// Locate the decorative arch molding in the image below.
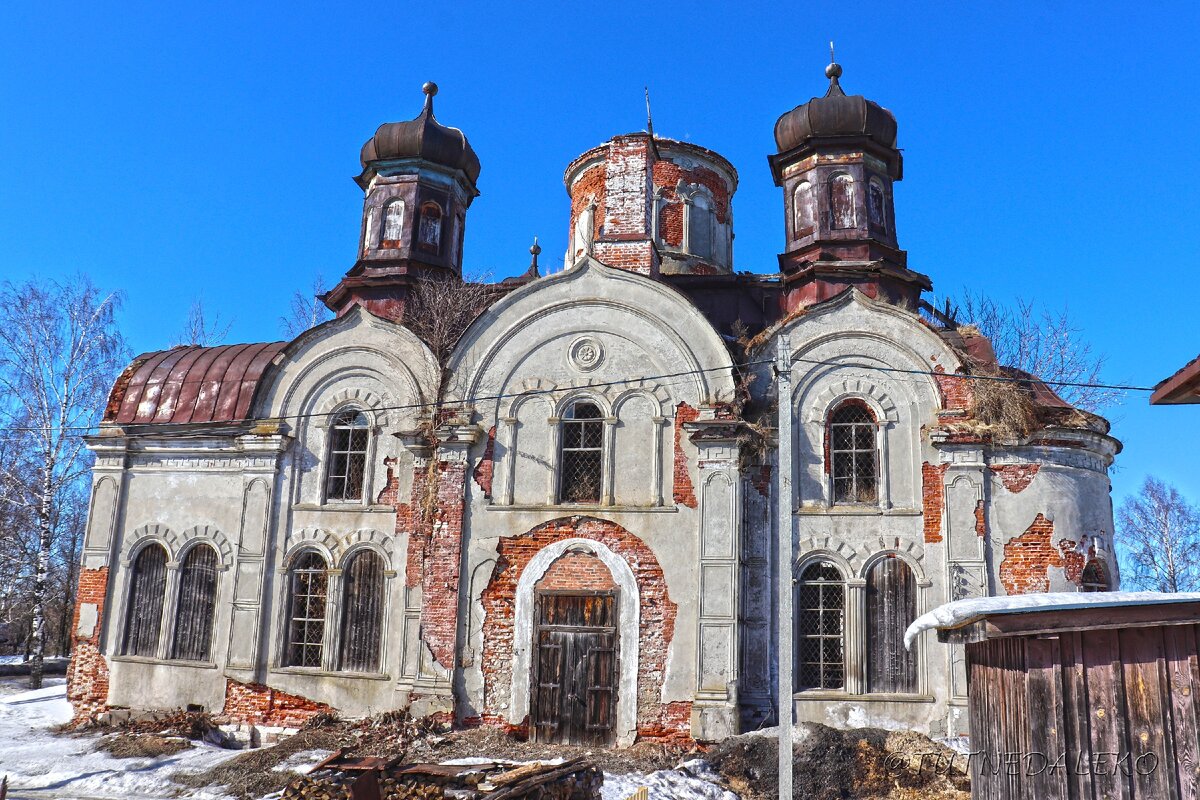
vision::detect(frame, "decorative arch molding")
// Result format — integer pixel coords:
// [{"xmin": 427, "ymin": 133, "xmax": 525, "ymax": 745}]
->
[
  {"xmin": 859, "ymin": 543, "xmax": 929, "ymax": 583},
  {"xmin": 284, "ymin": 527, "xmax": 339, "ymax": 566},
  {"xmin": 506, "ymin": 377, "xmax": 674, "ymax": 419},
  {"xmin": 797, "ymin": 537, "xmax": 865, "ymax": 574},
  {"xmin": 509, "ymin": 536, "xmax": 640, "ymax": 746},
  {"xmin": 613, "ymin": 383, "xmax": 673, "ymax": 416},
  {"xmin": 804, "ymin": 378, "xmax": 900, "ymax": 424},
  {"xmin": 316, "ymin": 388, "xmax": 392, "ymax": 428},
  {"xmin": 338, "ymin": 528, "xmax": 395, "ymax": 567},
  {"xmin": 178, "ymin": 525, "xmax": 234, "ymax": 567},
  {"xmin": 125, "ymin": 523, "xmax": 179, "ymax": 563}
]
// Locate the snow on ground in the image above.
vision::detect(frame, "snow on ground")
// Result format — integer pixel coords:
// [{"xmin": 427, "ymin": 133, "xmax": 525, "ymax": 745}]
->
[
  {"xmin": 270, "ymin": 749, "xmax": 337, "ymax": 773},
  {"xmin": 0, "ymin": 683, "xmax": 240, "ymax": 800},
  {"xmin": 601, "ymin": 759, "xmax": 737, "ymax": 800},
  {"xmin": 904, "ymin": 590, "xmax": 1200, "ymax": 650}
]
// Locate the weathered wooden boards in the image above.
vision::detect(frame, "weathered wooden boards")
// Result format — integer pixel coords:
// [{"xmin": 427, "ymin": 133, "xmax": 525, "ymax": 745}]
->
[{"xmin": 966, "ymin": 618, "xmax": 1200, "ymax": 800}]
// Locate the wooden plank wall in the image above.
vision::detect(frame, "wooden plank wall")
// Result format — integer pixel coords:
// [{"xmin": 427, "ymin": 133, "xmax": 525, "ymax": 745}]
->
[{"xmin": 967, "ymin": 623, "xmax": 1200, "ymax": 800}]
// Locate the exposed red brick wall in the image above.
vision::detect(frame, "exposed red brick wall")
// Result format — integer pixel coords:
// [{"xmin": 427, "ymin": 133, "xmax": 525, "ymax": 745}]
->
[
  {"xmin": 651, "ymin": 159, "xmax": 732, "ymax": 224},
  {"xmin": 567, "ymin": 163, "xmax": 606, "ymax": 261},
  {"xmin": 750, "ymin": 465, "xmax": 772, "ymax": 498},
  {"xmin": 658, "ymin": 201, "xmax": 683, "ymax": 247},
  {"xmin": 473, "ymin": 426, "xmax": 496, "ymax": 497},
  {"xmin": 66, "ymin": 566, "xmax": 111, "ymax": 725},
  {"xmin": 1059, "ymin": 539, "xmax": 1087, "ymax": 586},
  {"xmin": 990, "ymin": 464, "xmax": 1041, "ymax": 494},
  {"xmin": 673, "ymin": 403, "xmax": 699, "ymax": 508},
  {"xmin": 479, "ymin": 516, "xmax": 689, "ymax": 740},
  {"xmin": 218, "ymin": 678, "xmax": 330, "ymax": 728},
  {"xmin": 974, "ymin": 499, "xmax": 987, "ymax": 538},
  {"xmin": 999, "ymin": 514, "xmax": 1061, "ymax": 594},
  {"xmin": 535, "ymin": 552, "xmax": 617, "ymax": 592},
  {"xmin": 933, "ymin": 365, "xmax": 973, "ymax": 412},
  {"xmin": 922, "ymin": 462, "xmax": 949, "ymax": 543}
]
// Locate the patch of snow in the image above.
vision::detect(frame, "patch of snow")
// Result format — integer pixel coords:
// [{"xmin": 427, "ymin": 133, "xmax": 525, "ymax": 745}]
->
[
  {"xmin": 936, "ymin": 735, "xmax": 972, "ymax": 755},
  {"xmin": 0, "ymin": 683, "xmax": 240, "ymax": 799},
  {"xmin": 903, "ymin": 591, "xmax": 1200, "ymax": 650},
  {"xmin": 601, "ymin": 759, "xmax": 737, "ymax": 800},
  {"xmin": 0, "ymin": 655, "xmax": 28, "ymax": 664},
  {"xmin": 838, "ymin": 704, "xmax": 910, "ymax": 731},
  {"xmin": 738, "ymin": 722, "xmax": 811, "ymax": 743},
  {"xmin": 271, "ymin": 748, "xmax": 337, "ymax": 773}
]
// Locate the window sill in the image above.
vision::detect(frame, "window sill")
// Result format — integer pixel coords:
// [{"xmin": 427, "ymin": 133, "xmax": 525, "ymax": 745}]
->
[
  {"xmin": 486, "ymin": 504, "xmax": 679, "ymax": 513},
  {"xmin": 793, "ymin": 691, "xmax": 934, "ymax": 704},
  {"xmin": 795, "ymin": 506, "xmax": 921, "ymax": 517},
  {"xmin": 269, "ymin": 667, "xmax": 391, "ymax": 681},
  {"xmin": 110, "ymin": 655, "xmax": 218, "ymax": 669},
  {"xmin": 292, "ymin": 503, "xmax": 394, "ymax": 513}
]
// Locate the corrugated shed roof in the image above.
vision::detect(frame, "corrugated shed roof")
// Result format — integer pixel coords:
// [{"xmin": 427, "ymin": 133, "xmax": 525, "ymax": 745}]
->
[{"xmin": 103, "ymin": 342, "xmax": 287, "ymax": 425}]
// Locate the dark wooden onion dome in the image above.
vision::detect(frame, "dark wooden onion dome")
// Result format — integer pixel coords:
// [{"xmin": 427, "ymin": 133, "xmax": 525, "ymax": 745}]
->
[{"xmin": 357, "ymin": 81, "xmax": 480, "ymax": 186}]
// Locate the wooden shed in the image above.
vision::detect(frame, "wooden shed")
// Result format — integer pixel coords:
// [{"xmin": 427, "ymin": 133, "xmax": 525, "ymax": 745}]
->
[{"xmin": 910, "ymin": 593, "xmax": 1200, "ymax": 800}]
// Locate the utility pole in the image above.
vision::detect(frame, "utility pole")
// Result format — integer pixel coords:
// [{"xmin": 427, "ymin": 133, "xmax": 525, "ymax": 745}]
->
[{"xmin": 775, "ymin": 333, "xmax": 793, "ymax": 799}]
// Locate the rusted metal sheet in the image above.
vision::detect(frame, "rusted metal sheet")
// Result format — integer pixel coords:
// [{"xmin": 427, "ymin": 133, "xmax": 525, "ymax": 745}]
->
[{"xmin": 104, "ymin": 341, "xmax": 286, "ymax": 425}]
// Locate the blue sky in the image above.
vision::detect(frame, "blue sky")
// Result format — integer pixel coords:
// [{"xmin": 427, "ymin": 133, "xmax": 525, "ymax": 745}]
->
[{"xmin": 1, "ymin": 1, "xmax": 1198, "ymax": 509}]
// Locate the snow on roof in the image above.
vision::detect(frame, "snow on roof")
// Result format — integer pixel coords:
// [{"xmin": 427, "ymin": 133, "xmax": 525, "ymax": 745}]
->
[{"xmin": 903, "ymin": 591, "xmax": 1200, "ymax": 651}]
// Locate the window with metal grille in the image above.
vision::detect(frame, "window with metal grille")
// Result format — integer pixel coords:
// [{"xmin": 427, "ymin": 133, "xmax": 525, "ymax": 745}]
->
[
  {"xmin": 382, "ymin": 199, "xmax": 405, "ymax": 242},
  {"xmin": 796, "ymin": 560, "xmax": 845, "ymax": 691},
  {"xmin": 866, "ymin": 556, "xmax": 917, "ymax": 693},
  {"xmin": 829, "ymin": 401, "xmax": 878, "ymax": 504},
  {"xmin": 1081, "ymin": 560, "xmax": 1109, "ymax": 592},
  {"xmin": 170, "ymin": 545, "xmax": 218, "ymax": 662},
  {"xmin": 339, "ymin": 549, "xmax": 384, "ymax": 672},
  {"xmin": 558, "ymin": 401, "xmax": 604, "ymax": 504},
  {"xmin": 285, "ymin": 550, "xmax": 328, "ymax": 668},
  {"xmin": 122, "ymin": 543, "xmax": 168, "ymax": 657},
  {"xmin": 326, "ymin": 410, "xmax": 369, "ymax": 502},
  {"xmin": 418, "ymin": 202, "xmax": 442, "ymax": 250}
]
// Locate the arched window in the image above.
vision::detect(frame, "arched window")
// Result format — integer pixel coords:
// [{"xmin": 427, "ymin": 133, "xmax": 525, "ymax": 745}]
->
[
  {"xmin": 868, "ymin": 178, "xmax": 887, "ymax": 231},
  {"xmin": 326, "ymin": 410, "xmax": 370, "ymax": 502},
  {"xmin": 122, "ymin": 543, "xmax": 168, "ymax": 657},
  {"xmin": 1081, "ymin": 560, "xmax": 1109, "ymax": 592},
  {"xmin": 792, "ymin": 180, "xmax": 814, "ymax": 235},
  {"xmin": 363, "ymin": 205, "xmax": 378, "ymax": 255},
  {"xmin": 382, "ymin": 200, "xmax": 406, "ymax": 242},
  {"xmin": 866, "ymin": 556, "xmax": 918, "ymax": 693},
  {"xmin": 829, "ymin": 401, "xmax": 878, "ymax": 504},
  {"xmin": 559, "ymin": 400, "xmax": 604, "ymax": 504},
  {"xmin": 418, "ymin": 202, "xmax": 442, "ymax": 251},
  {"xmin": 796, "ymin": 561, "xmax": 845, "ymax": 690},
  {"xmin": 830, "ymin": 173, "xmax": 857, "ymax": 229},
  {"xmin": 339, "ymin": 550, "xmax": 385, "ymax": 672},
  {"xmin": 687, "ymin": 193, "xmax": 715, "ymax": 261},
  {"xmin": 285, "ymin": 550, "xmax": 329, "ymax": 668},
  {"xmin": 170, "ymin": 545, "xmax": 218, "ymax": 662}
]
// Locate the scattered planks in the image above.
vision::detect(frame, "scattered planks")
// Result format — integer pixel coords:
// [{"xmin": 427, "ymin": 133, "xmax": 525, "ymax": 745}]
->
[{"xmin": 282, "ymin": 751, "xmax": 602, "ymax": 800}]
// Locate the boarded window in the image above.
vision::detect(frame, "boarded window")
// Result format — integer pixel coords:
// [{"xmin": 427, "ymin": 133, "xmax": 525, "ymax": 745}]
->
[
  {"xmin": 170, "ymin": 545, "xmax": 218, "ymax": 662},
  {"xmin": 1082, "ymin": 560, "xmax": 1109, "ymax": 592},
  {"xmin": 688, "ymin": 194, "xmax": 714, "ymax": 261},
  {"xmin": 830, "ymin": 401, "xmax": 878, "ymax": 504},
  {"xmin": 122, "ymin": 543, "xmax": 168, "ymax": 657},
  {"xmin": 868, "ymin": 178, "xmax": 887, "ymax": 231},
  {"xmin": 286, "ymin": 550, "xmax": 328, "ymax": 668},
  {"xmin": 866, "ymin": 557, "xmax": 918, "ymax": 693},
  {"xmin": 830, "ymin": 173, "xmax": 856, "ymax": 229},
  {"xmin": 326, "ymin": 410, "xmax": 369, "ymax": 502},
  {"xmin": 339, "ymin": 549, "xmax": 384, "ymax": 672},
  {"xmin": 383, "ymin": 200, "xmax": 405, "ymax": 241},
  {"xmin": 797, "ymin": 561, "xmax": 844, "ymax": 690},
  {"xmin": 418, "ymin": 203, "xmax": 442, "ymax": 250},
  {"xmin": 573, "ymin": 204, "xmax": 595, "ymax": 262},
  {"xmin": 363, "ymin": 205, "xmax": 378, "ymax": 254},
  {"xmin": 793, "ymin": 180, "xmax": 814, "ymax": 235},
  {"xmin": 559, "ymin": 401, "xmax": 603, "ymax": 504}
]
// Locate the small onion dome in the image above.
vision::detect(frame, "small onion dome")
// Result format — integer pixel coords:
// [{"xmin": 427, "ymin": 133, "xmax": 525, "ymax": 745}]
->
[
  {"xmin": 774, "ymin": 62, "xmax": 898, "ymax": 153},
  {"xmin": 360, "ymin": 82, "xmax": 481, "ymax": 183}
]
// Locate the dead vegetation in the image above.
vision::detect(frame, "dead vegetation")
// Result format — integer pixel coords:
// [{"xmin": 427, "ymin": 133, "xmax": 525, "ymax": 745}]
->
[
  {"xmin": 966, "ymin": 368, "xmax": 1040, "ymax": 441},
  {"xmin": 97, "ymin": 733, "xmax": 193, "ymax": 759},
  {"xmin": 706, "ymin": 723, "xmax": 969, "ymax": 800},
  {"xmin": 174, "ymin": 727, "xmax": 346, "ymax": 800}
]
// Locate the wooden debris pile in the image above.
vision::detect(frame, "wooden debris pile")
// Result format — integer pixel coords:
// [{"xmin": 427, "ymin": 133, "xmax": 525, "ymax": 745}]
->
[{"xmin": 283, "ymin": 750, "xmax": 602, "ymax": 800}]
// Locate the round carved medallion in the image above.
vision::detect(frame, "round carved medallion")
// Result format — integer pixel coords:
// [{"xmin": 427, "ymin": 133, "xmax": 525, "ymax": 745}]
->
[{"xmin": 568, "ymin": 337, "xmax": 604, "ymax": 372}]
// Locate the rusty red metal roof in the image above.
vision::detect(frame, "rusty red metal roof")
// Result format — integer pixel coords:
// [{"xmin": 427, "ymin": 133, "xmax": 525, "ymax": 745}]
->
[
  {"xmin": 103, "ymin": 342, "xmax": 287, "ymax": 425},
  {"xmin": 1151, "ymin": 353, "xmax": 1200, "ymax": 405}
]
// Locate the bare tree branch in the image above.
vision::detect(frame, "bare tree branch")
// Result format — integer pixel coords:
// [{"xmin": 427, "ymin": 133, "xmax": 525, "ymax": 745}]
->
[
  {"xmin": 279, "ymin": 275, "xmax": 333, "ymax": 339},
  {"xmin": 172, "ymin": 298, "xmax": 232, "ymax": 348},
  {"xmin": 1117, "ymin": 476, "xmax": 1200, "ymax": 592}
]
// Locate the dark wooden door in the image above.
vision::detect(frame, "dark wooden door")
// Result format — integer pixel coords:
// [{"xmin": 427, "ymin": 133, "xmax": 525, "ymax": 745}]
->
[
  {"xmin": 866, "ymin": 556, "xmax": 918, "ymax": 693},
  {"xmin": 531, "ymin": 592, "xmax": 617, "ymax": 745}
]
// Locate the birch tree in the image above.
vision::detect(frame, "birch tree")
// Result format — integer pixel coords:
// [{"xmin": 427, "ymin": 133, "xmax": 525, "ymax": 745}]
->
[
  {"xmin": 279, "ymin": 275, "xmax": 333, "ymax": 339},
  {"xmin": 0, "ymin": 276, "xmax": 129, "ymax": 688},
  {"xmin": 1117, "ymin": 476, "xmax": 1200, "ymax": 593}
]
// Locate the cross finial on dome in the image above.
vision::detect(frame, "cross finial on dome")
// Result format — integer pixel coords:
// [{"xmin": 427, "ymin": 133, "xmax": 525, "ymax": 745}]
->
[
  {"xmin": 422, "ymin": 81, "xmax": 438, "ymax": 115},
  {"xmin": 825, "ymin": 42, "xmax": 844, "ymax": 96}
]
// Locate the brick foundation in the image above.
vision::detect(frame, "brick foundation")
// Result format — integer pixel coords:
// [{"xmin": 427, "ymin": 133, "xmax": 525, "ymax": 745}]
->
[
  {"xmin": 217, "ymin": 678, "xmax": 331, "ymax": 728},
  {"xmin": 673, "ymin": 402, "xmax": 699, "ymax": 508},
  {"xmin": 479, "ymin": 516, "xmax": 689, "ymax": 741},
  {"xmin": 999, "ymin": 514, "xmax": 1061, "ymax": 594},
  {"xmin": 66, "ymin": 566, "xmax": 111, "ymax": 725},
  {"xmin": 921, "ymin": 462, "xmax": 949, "ymax": 544}
]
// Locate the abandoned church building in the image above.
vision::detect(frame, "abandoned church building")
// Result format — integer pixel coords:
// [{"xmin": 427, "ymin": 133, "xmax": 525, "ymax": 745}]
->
[{"xmin": 67, "ymin": 64, "xmax": 1121, "ymax": 746}]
